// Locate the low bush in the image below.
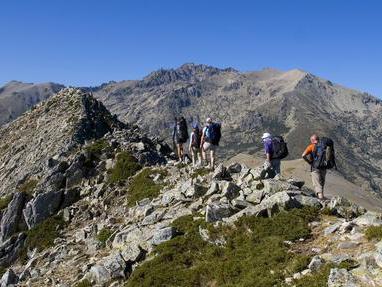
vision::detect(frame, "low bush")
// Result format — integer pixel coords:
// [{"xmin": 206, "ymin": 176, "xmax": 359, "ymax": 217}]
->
[
  {"xmin": 97, "ymin": 227, "xmax": 114, "ymax": 247},
  {"xmin": 365, "ymin": 225, "xmax": 382, "ymax": 241},
  {"xmin": 18, "ymin": 179, "xmax": 38, "ymax": 194},
  {"xmin": 0, "ymin": 194, "xmax": 13, "ymax": 210},
  {"xmin": 125, "ymin": 207, "xmax": 319, "ymax": 287},
  {"xmin": 108, "ymin": 151, "xmax": 142, "ymax": 184},
  {"xmin": 126, "ymin": 168, "xmax": 167, "ymax": 206},
  {"xmin": 190, "ymin": 168, "xmax": 210, "ymax": 179},
  {"xmin": 75, "ymin": 279, "xmax": 92, "ymax": 287},
  {"xmin": 85, "ymin": 139, "xmax": 110, "ymax": 155}
]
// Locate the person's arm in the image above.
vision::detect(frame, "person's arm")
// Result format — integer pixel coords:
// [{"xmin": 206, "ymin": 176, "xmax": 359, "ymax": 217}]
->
[
  {"xmin": 302, "ymin": 145, "xmax": 313, "ymax": 164},
  {"xmin": 189, "ymin": 133, "xmax": 193, "ymax": 152},
  {"xmin": 266, "ymin": 153, "xmax": 271, "ymax": 162},
  {"xmin": 200, "ymin": 128, "xmax": 205, "ymax": 148}
]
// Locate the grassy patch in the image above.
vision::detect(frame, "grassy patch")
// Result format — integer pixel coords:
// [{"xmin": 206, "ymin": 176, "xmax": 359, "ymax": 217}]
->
[
  {"xmin": 97, "ymin": 227, "xmax": 114, "ymax": 247},
  {"xmin": 294, "ymin": 264, "xmax": 333, "ymax": 287},
  {"xmin": 75, "ymin": 279, "xmax": 92, "ymax": 287},
  {"xmin": 125, "ymin": 207, "xmax": 318, "ymax": 287},
  {"xmin": 85, "ymin": 139, "xmax": 110, "ymax": 155},
  {"xmin": 24, "ymin": 215, "xmax": 66, "ymax": 251},
  {"xmin": 108, "ymin": 151, "xmax": 142, "ymax": 184},
  {"xmin": 191, "ymin": 168, "xmax": 210, "ymax": 179},
  {"xmin": 365, "ymin": 225, "xmax": 382, "ymax": 241},
  {"xmin": 0, "ymin": 194, "xmax": 13, "ymax": 210},
  {"xmin": 126, "ymin": 168, "xmax": 168, "ymax": 206},
  {"xmin": 17, "ymin": 179, "xmax": 38, "ymax": 194}
]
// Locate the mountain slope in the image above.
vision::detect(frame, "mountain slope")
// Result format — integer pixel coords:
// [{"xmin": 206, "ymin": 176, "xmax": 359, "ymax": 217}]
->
[
  {"xmin": 90, "ymin": 64, "xmax": 382, "ymax": 196},
  {"xmin": 0, "ymin": 81, "xmax": 64, "ymax": 125}
]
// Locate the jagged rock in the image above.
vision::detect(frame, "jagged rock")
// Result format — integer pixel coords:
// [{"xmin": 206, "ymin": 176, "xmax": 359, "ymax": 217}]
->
[
  {"xmin": 23, "ymin": 190, "xmax": 63, "ymax": 228},
  {"xmin": 0, "ymin": 192, "xmax": 27, "ymax": 242},
  {"xmin": 262, "ymin": 179, "xmax": 299, "ymax": 196},
  {"xmin": 308, "ymin": 256, "xmax": 324, "ymax": 271},
  {"xmin": 221, "ymin": 182, "xmax": 240, "ymax": 200},
  {"xmin": 87, "ymin": 265, "xmax": 111, "ymax": 285},
  {"xmin": 287, "ymin": 178, "xmax": 305, "ymax": 189},
  {"xmin": 231, "ymin": 199, "xmax": 253, "ymax": 209},
  {"xmin": 205, "ymin": 203, "xmax": 234, "ymax": 223},
  {"xmin": 152, "ymin": 227, "xmax": 177, "ymax": 245},
  {"xmin": 61, "ymin": 188, "xmax": 80, "ymax": 209},
  {"xmin": 337, "ymin": 241, "xmax": 360, "ymax": 249},
  {"xmin": 245, "ymin": 190, "xmax": 264, "ymax": 204},
  {"xmin": 112, "ymin": 226, "xmax": 152, "ymax": 251},
  {"xmin": 141, "ymin": 209, "xmax": 166, "ymax": 226},
  {"xmin": 103, "ymin": 253, "xmax": 127, "ymax": 279},
  {"xmin": 185, "ymin": 183, "xmax": 208, "ymax": 198},
  {"xmin": 206, "ymin": 181, "xmax": 219, "ymax": 196},
  {"xmin": 250, "ymin": 180, "xmax": 264, "ymax": 190},
  {"xmin": 328, "ymin": 196, "xmax": 366, "ymax": 219},
  {"xmin": 0, "ymin": 233, "xmax": 26, "ymax": 267},
  {"xmin": 249, "ymin": 168, "xmax": 263, "ymax": 180},
  {"xmin": 374, "ymin": 241, "xmax": 382, "ymax": 268},
  {"xmin": 324, "ymin": 222, "xmax": 342, "ymax": 236},
  {"xmin": 121, "ymin": 245, "xmax": 146, "ymax": 263},
  {"xmin": 327, "ymin": 268, "xmax": 357, "ymax": 287},
  {"xmin": 352, "ymin": 211, "xmax": 382, "ymax": 226},
  {"xmin": 227, "ymin": 163, "xmax": 242, "ymax": 173},
  {"xmin": 212, "ymin": 164, "xmax": 231, "ymax": 181},
  {"xmin": 0, "ymin": 269, "xmax": 18, "ymax": 287},
  {"xmin": 294, "ymin": 195, "xmax": 322, "ymax": 208}
]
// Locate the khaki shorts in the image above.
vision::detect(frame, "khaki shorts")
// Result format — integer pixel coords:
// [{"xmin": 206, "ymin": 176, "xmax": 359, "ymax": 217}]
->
[{"xmin": 203, "ymin": 142, "xmax": 218, "ymax": 152}]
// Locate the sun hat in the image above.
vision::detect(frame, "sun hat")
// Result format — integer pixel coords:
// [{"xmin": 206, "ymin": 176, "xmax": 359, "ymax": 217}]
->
[{"xmin": 261, "ymin": 132, "xmax": 271, "ymax": 140}]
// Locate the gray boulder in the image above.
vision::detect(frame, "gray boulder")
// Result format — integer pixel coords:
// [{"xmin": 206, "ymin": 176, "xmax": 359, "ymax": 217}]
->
[
  {"xmin": 205, "ymin": 203, "xmax": 234, "ymax": 223},
  {"xmin": 0, "ymin": 269, "xmax": 18, "ymax": 287},
  {"xmin": 206, "ymin": 181, "xmax": 219, "ymax": 196},
  {"xmin": 245, "ymin": 190, "xmax": 264, "ymax": 204},
  {"xmin": 87, "ymin": 265, "xmax": 111, "ymax": 285},
  {"xmin": 287, "ymin": 178, "xmax": 305, "ymax": 189},
  {"xmin": 221, "ymin": 182, "xmax": 240, "ymax": 200},
  {"xmin": 328, "ymin": 196, "xmax": 366, "ymax": 219},
  {"xmin": 185, "ymin": 183, "xmax": 208, "ymax": 198},
  {"xmin": 103, "ymin": 253, "xmax": 128, "ymax": 279},
  {"xmin": 262, "ymin": 179, "xmax": 299, "ymax": 196},
  {"xmin": 212, "ymin": 164, "xmax": 231, "ymax": 181},
  {"xmin": 352, "ymin": 212, "xmax": 382, "ymax": 227},
  {"xmin": 152, "ymin": 227, "xmax": 177, "ymax": 245},
  {"xmin": 227, "ymin": 163, "xmax": 242, "ymax": 173},
  {"xmin": 0, "ymin": 192, "xmax": 27, "ymax": 242},
  {"xmin": 0, "ymin": 233, "xmax": 26, "ymax": 267},
  {"xmin": 23, "ymin": 190, "xmax": 63, "ymax": 228},
  {"xmin": 294, "ymin": 195, "xmax": 322, "ymax": 208},
  {"xmin": 308, "ymin": 255, "xmax": 324, "ymax": 271},
  {"xmin": 327, "ymin": 268, "xmax": 357, "ymax": 287}
]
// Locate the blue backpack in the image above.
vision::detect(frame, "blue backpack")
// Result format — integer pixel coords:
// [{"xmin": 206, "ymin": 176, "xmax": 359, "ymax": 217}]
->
[{"xmin": 205, "ymin": 123, "xmax": 221, "ymax": 145}]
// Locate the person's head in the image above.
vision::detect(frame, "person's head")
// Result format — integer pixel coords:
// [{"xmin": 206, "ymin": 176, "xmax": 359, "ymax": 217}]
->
[
  {"xmin": 261, "ymin": 132, "xmax": 271, "ymax": 141},
  {"xmin": 192, "ymin": 123, "xmax": 199, "ymax": 131},
  {"xmin": 310, "ymin": 134, "xmax": 319, "ymax": 144},
  {"xmin": 206, "ymin": 117, "xmax": 212, "ymax": 126}
]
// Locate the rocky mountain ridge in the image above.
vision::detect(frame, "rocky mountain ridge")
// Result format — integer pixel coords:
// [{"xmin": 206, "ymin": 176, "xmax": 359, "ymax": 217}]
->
[
  {"xmin": 1, "ymin": 64, "xmax": 381, "ymax": 198},
  {"xmin": 0, "ymin": 89, "xmax": 381, "ymax": 286}
]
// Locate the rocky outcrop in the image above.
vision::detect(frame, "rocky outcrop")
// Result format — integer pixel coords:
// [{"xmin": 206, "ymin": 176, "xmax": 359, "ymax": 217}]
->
[{"xmin": 0, "ymin": 193, "xmax": 27, "ymax": 242}]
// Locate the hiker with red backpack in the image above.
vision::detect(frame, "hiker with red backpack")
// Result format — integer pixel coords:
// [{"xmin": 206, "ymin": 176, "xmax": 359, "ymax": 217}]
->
[
  {"xmin": 302, "ymin": 134, "xmax": 337, "ymax": 200},
  {"xmin": 261, "ymin": 132, "xmax": 289, "ymax": 179},
  {"xmin": 189, "ymin": 123, "xmax": 202, "ymax": 167},
  {"xmin": 201, "ymin": 117, "xmax": 221, "ymax": 170},
  {"xmin": 172, "ymin": 116, "xmax": 189, "ymax": 163}
]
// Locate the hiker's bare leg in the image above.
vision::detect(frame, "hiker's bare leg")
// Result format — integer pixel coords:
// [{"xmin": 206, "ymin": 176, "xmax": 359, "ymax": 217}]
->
[{"xmin": 210, "ymin": 150, "xmax": 215, "ymax": 170}]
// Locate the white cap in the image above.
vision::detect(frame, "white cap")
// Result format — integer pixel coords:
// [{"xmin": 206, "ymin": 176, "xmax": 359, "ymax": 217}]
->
[
  {"xmin": 261, "ymin": 132, "xmax": 271, "ymax": 139},
  {"xmin": 206, "ymin": 117, "xmax": 212, "ymax": 123}
]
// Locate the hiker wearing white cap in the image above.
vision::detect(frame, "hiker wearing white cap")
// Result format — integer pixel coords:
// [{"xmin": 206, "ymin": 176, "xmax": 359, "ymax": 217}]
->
[{"xmin": 201, "ymin": 117, "xmax": 221, "ymax": 170}]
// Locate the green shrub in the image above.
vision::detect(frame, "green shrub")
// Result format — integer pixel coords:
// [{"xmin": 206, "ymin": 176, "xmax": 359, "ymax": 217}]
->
[
  {"xmin": 18, "ymin": 179, "xmax": 38, "ymax": 194},
  {"xmin": 126, "ymin": 168, "xmax": 167, "ymax": 206},
  {"xmin": 97, "ymin": 227, "xmax": 114, "ymax": 247},
  {"xmin": 0, "ymin": 194, "xmax": 13, "ymax": 210},
  {"xmin": 125, "ymin": 207, "xmax": 319, "ymax": 287},
  {"xmin": 24, "ymin": 215, "xmax": 66, "ymax": 251},
  {"xmin": 365, "ymin": 225, "xmax": 382, "ymax": 241},
  {"xmin": 108, "ymin": 151, "xmax": 142, "ymax": 184},
  {"xmin": 294, "ymin": 264, "xmax": 333, "ymax": 287},
  {"xmin": 85, "ymin": 139, "xmax": 110, "ymax": 155},
  {"xmin": 75, "ymin": 279, "xmax": 92, "ymax": 287}
]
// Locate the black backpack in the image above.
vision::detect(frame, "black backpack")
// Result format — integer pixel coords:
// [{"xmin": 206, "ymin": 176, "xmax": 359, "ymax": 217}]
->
[
  {"xmin": 191, "ymin": 128, "xmax": 202, "ymax": 148},
  {"xmin": 205, "ymin": 123, "xmax": 221, "ymax": 145},
  {"xmin": 312, "ymin": 137, "xmax": 336, "ymax": 170},
  {"xmin": 176, "ymin": 118, "xmax": 189, "ymax": 142},
  {"xmin": 271, "ymin": 136, "xmax": 289, "ymax": 160}
]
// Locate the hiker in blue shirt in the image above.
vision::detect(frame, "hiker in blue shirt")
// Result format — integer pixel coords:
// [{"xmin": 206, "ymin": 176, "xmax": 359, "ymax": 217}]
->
[{"xmin": 261, "ymin": 132, "xmax": 281, "ymax": 179}]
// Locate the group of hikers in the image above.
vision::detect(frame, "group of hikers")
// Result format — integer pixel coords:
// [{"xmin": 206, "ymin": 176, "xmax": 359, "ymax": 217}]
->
[
  {"xmin": 172, "ymin": 116, "xmax": 221, "ymax": 170},
  {"xmin": 172, "ymin": 116, "xmax": 336, "ymax": 200}
]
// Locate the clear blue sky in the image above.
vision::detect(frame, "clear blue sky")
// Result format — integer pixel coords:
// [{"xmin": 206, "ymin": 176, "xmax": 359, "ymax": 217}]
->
[{"xmin": 1, "ymin": 0, "xmax": 381, "ymax": 97}]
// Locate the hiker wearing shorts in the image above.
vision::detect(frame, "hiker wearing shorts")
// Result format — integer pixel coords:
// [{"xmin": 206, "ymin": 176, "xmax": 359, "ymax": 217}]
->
[
  {"xmin": 201, "ymin": 118, "xmax": 221, "ymax": 170},
  {"xmin": 261, "ymin": 132, "xmax": 280, "ymax": 179},
  {"xmin": 172, "ymin": 116, "xmax": 189, "ymax": 162},
  {"xmin": 189, "ymin": 124, "xmax": 202, "ymax": 167}
]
